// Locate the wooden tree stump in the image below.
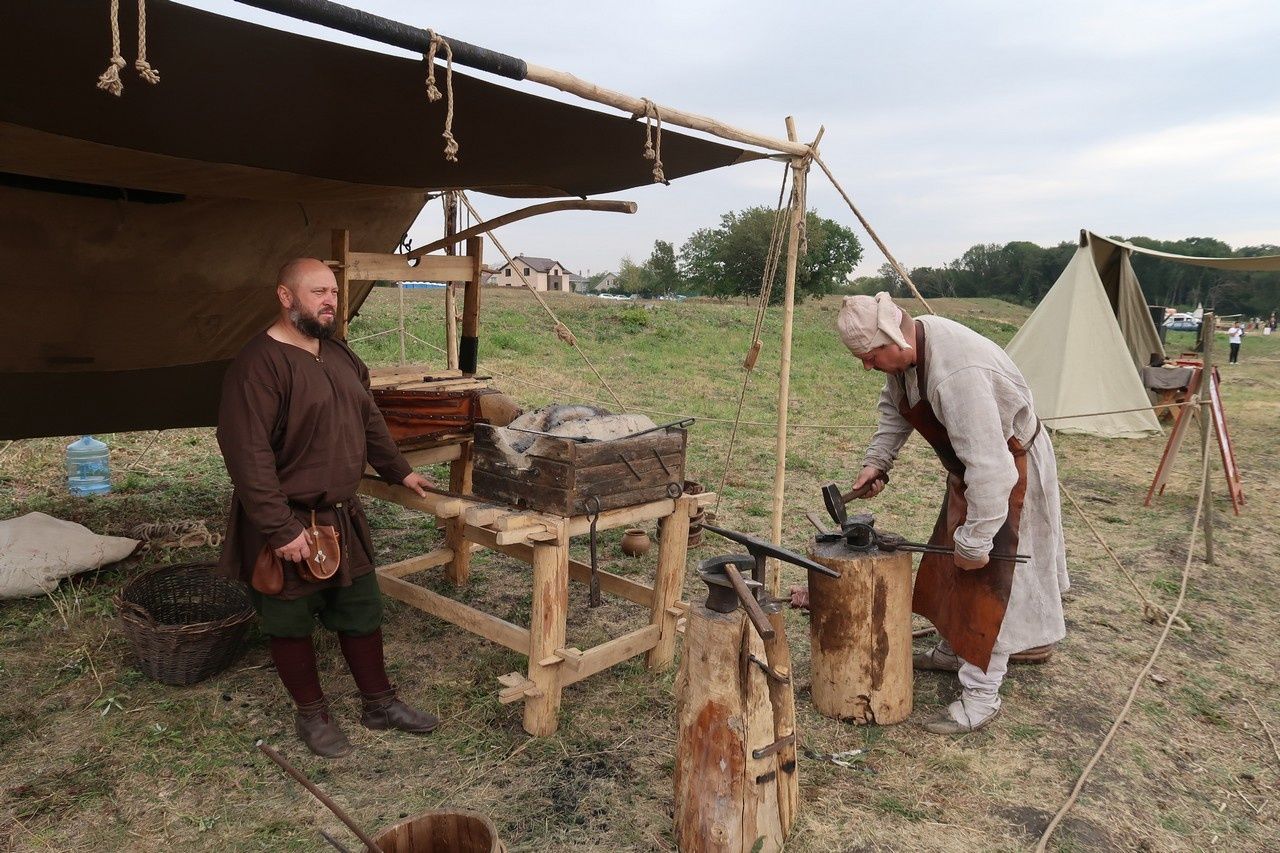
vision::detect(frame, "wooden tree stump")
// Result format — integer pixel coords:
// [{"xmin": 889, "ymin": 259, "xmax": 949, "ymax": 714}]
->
[
  {"xmin": 675, "ymin": 605, "xmax": 785, "ymax": 853},
  {"xmin": 806, "ymin": 540, "xmax": 913, "ymax": 725}
]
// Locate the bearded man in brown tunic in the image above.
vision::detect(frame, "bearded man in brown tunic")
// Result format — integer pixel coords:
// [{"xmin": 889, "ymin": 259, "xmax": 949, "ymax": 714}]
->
[{"xmin": 216, "ymin": 258, "xmax": 437, "ymax": 758}]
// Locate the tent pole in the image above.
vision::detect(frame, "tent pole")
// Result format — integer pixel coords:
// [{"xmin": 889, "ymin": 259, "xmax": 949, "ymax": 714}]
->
[
  {"xmin": 233, "ymin": 0, "xmax": 808, "ymax": 156},
  {"xmin": 769, "ymin": 117, "xmax": 808, "ymax": 598},
  {"xmin": 444, "ymin": 192, "xmax": 460, "ymax": 370},
  {"xmin": 1199, "ymin": 311, "xmax": 1215, "ymax": 564}
]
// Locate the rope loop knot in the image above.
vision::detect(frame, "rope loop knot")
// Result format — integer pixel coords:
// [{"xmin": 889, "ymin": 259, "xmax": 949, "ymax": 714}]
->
[{"xmin": 424, "ymin": 31, "xmax": 460, "ymax": 163}]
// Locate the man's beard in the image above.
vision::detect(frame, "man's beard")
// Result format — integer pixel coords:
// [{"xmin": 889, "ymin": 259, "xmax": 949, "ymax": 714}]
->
[{"xmin": 289, "ymin": 307, "xmax": 336, "ymax": 340}]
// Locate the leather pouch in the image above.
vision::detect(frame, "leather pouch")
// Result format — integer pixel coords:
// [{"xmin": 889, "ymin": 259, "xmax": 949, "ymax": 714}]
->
[
  {"xmin": 251, "ymin": 544, "xmax": 284, "ymax": 595},
  {"xmin": 297, "ymin": 510, "xmax": 341, "ymax": 583}
]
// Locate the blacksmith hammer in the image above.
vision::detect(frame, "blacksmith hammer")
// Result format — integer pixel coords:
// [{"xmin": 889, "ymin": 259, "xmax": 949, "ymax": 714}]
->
[{"xmin": 821, "ymin": 472, "xmax": 889, "ymax": 529}]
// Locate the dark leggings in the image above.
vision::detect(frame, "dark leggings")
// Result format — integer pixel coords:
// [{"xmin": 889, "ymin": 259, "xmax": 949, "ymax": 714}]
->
[{"xmin": 1230, "ymin": 342, "xmax": 1240, "ymax": 363}]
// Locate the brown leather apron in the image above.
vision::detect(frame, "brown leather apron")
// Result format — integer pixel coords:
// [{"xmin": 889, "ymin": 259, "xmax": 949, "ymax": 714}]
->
[{"xmin": 898, "ymin": 321, "xmax": 1036, "ymax": 671}]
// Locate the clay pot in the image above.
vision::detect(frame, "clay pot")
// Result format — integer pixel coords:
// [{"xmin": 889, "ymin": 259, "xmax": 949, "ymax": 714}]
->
[{"xmin": 620, "ymin": 528, "xmax": 651, "ymax": 557}]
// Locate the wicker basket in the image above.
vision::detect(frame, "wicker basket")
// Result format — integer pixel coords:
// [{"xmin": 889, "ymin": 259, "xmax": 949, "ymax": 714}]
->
[{"xmin": 116, "ymin": 562, "xmax": 255, "ymax": 686}]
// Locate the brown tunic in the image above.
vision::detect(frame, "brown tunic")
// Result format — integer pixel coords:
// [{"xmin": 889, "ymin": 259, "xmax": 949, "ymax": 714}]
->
[{"xmin": 215, "ymin": 331, "xmax": 413, "ymax": 599}]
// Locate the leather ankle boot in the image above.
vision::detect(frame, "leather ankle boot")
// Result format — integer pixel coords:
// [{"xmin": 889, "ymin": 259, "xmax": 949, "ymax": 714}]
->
[
  {"xmin": 294, "ymin": 699, "xmax": 354, "ymax": 758},
  {"xmin": 360, "ymin": 687, "xmax": 439, "ymax": 734}
]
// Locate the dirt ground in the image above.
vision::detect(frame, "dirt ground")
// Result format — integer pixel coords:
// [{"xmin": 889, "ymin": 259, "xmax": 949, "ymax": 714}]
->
[{"xmin": 1, "ymin": 291, "xmax": 1277, "ymax": 851}]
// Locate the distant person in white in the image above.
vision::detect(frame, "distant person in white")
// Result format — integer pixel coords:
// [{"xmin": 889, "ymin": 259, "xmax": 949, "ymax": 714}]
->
[{"xmin": 1227, "ymin": 324, "xmax": 1243, "ymax": 364}]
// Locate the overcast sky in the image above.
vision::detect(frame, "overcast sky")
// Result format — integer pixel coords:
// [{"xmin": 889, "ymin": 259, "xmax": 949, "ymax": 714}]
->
[{"xmin": 186, "ymin": 0, "xmax": 1280, "ymax": 277}]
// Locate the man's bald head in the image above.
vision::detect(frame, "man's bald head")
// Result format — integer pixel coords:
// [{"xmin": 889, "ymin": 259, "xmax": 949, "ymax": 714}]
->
[
  {"xmin": 276, "ymin": 258, "xmax": 339, "ymax": 340},
  {"xmin": 278, "ymin": 258, "xmax": 336, "ymax": 295}
]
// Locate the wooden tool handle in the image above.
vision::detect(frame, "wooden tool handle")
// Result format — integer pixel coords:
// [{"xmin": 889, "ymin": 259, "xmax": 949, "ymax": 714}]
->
[
  {"xmin": 257, "ymin": 742, "xmax": 382, "ymax": 852},
  {"xmin": 723, "ymin": 565, "xmax": 776, "ymax": 640},
  {"xmin": 842, "ymin": 471, "xmax": 889, "ymax": 503}
]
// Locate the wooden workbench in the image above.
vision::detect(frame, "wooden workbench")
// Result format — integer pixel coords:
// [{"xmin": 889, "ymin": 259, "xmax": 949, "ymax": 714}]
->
[{"xmin": 360, "ymin": 435, "xmax": 710, "ymax": 736}]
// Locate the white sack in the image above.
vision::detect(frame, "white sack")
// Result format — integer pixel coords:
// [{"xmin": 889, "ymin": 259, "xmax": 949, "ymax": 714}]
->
[{"xmin": 0, "ymin": 512, "xmax": 139, "ymax": 599}]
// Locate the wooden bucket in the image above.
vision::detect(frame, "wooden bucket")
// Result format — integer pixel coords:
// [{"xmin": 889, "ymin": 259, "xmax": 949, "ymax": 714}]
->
[{"xmin": 373, "ymin": 809, "xmax": 506, "ymax": 853}]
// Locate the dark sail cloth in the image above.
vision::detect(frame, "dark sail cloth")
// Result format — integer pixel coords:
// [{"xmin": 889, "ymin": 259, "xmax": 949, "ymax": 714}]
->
[
  {"xmin": 216, "ymin": 332, "xmax": 412, "ymax": 600},
  {"xmin": 898, "ymin": 322, "xmax": 1038, "ymax": 672}
]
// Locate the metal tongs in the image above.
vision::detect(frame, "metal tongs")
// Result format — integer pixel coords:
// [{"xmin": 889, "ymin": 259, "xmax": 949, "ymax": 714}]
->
[
  {"xmin": 698, "ymin": 523, "xmax": 841, "ymax": 639},
  {"xmin": 814, "ymin": 518, "xmax": 1030, "ymax": 564}
]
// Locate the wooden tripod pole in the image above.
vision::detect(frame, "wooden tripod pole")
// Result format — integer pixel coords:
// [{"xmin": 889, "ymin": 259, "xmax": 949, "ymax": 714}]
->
[
  {"xmin": 444, "ymin": 191, "xmax": 460, "ymax": 370},
  {"xmin": 1199, "ymin": 311, "xmax": 1215, "ymax": 564},
  {"xmin": 769, "ymin": 117, "xmax": 808, "ymax": 598}
]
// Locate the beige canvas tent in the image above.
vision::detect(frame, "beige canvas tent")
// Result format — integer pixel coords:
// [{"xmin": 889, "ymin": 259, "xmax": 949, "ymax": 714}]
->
[
  {"xmin": 1008, "ymin": 229, "xmax": 1280, "ymax": 438},
  {"xmin": 1006, "ymin": 231, "xmax": 1164, "ymax": 438}
]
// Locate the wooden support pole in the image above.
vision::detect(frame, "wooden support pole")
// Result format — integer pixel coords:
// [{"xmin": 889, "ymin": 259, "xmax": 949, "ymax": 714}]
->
[
  {"xmin": 461, "ymin": 236, "xmax": 483, "ymax": 374},
  {"xmin": 444, "ymin": 191, "xmax": 460, "ymax": 370},
  {"xmin": 806, "ymin": 541, "xmax": 914, "ymax": 724},
  {"xmin": 768, "ymin": 120, "xmax": 808, "ymax": 598},
  {"xmin": 524, "ymin": 63, "xmax": 809, "ymax": 157},
  {"xmin": 407, "ymin": 200, "xmax": 638, "ymax": 259},
  {"xmin": 1200, "ymin": 311, "xmax": 1215, "ymax": 564},
  {"xmin": 674, "ymin": 606, "xmax": 785, "ymax": 853},
  {"xmin": 647, "ymin": 495, "xmax": 692, "ymax": 670},
  {"xmin": 331, "ymin": 228, "xmax": 350, "ymax": 340},
  {"xmin": 444, "ymin": 441, "xmax": 474, "ymax": 585},
  {"xmin": 523, "ymin": 521, "xmax": 569, "ymax": 736}
]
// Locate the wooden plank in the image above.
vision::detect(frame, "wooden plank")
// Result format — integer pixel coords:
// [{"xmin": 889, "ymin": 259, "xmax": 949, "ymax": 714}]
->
[
  {"xmin": 565, "ymin": 498, "xmax": 675, "ymax": 537},
  {"xmin": 562, "ymin": 625, "xmax": 661, "ymax": 686},
  {"xmin": 473, "ymin": 470, "xmax": 680, "ymax": 518},
  {"xmin": 572, "ymin": 429, "xmax": 685, "ymax": 467},
  {"xmin": 401, "ymin": 444, "xmax": 464, "ymax": 468},
  {"xmin": 494, "ymin": 525, "xmax": 556, "ymax": 546},
  {"xmin": 379, "ymin": 548, "xmax": 454, "ymax": 579},
  {"xmin": 648, "ymin": 496, "xmax": 692, "ymax": 670},
  {"xmin": 346, "ymin": 252, "xmax": 475, "ymax": 283},
  {"xmin": 370, "ymin": 366, "xmax": 463, "ymax": 384},
  {"xmin": 358, "ymin": 476, "xmax": 465, "ymax": 519},
  {"xmin": 376, "ymin": 572, "xmax": 531, "ymax": 654},
  {"xmin": 567, "ymin": 559, "xmax": 654, "ymax": 607}
]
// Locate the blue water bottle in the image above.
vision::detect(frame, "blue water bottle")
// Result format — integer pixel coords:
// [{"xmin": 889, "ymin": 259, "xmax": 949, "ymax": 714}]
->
[{"xmin": 66, "ymin": 435, "xmax": 112, "ymax": 496}]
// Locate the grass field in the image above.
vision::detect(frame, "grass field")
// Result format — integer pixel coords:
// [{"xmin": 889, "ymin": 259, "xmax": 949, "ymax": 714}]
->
[{"xmin": 2, "ymin": 289, "xmax": 1278, "ymax": 851}]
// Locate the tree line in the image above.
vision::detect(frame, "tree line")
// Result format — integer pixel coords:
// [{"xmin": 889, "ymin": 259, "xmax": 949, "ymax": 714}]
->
[
  {"xmin": 600, "ymin": 206, "xmax": 864, "ymax": 304},
  {"xmin": 593, "ymin": 209, "xmax": 1278, "ymax": 317},
  {"xmin": 851, "ymin": 236, "xmax": 1280, "ymax": 316}
]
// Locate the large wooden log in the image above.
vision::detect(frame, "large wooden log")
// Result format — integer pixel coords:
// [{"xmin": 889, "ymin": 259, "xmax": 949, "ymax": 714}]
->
[
  {"xmin": 806, "ymin": 540, "xmax": 914, "ymax": 725},
  {"xmin": 675, "ymin": 605, "xmax": 785, "ymax": 853}
]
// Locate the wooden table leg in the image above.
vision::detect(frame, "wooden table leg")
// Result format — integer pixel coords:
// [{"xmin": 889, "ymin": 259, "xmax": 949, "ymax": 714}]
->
[
  {"xmin": 524, "ymin": 521, "xmax": 568, "ymax": 736},
  {"xmin": 445, "ymin": 441, "xmax": 473, "ymax": 586},
  {"xmin": 647, "ymin": 495, "xmax": 692, "ymax": 671}
]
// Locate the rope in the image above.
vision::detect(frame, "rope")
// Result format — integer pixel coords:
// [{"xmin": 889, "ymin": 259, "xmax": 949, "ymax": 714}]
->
[
  {"xmin": 1042, "ymin": 400, "xmax": 1193, "ymax": 422},
  {"xmin": 715, "ymin": 162, "xmax": 793, "ymax": 508},
  {"xmin": 637, "ymin": 98, "xmax": 667, "ymax": 184},
  {"xmin": 457, "ymin": 192, "xmax": 626, "ymax": 411},
  {"xmin": 96, "ymin": 0, "xmax": 127, "ymax": 96},
  {"xmin": 1035, "ymin": 426, "xmax": 1212, "ymax": 852},
  {"xmin": 134, "ymin": 0, "xmax": 159, "ymax": 84},
  {"xmin": 1059, "ymin": 483, "xmax": 1189, "ymax": 630},
  {"xmin": 812, "ymin": 151, "xmax": 934, "ymax": 317},
  {"xmin": 424, "ymin": 32, "xmax": 459, "ymax": 162}
]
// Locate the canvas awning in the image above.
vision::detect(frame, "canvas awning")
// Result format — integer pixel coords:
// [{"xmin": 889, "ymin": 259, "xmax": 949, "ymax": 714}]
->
[
  {"xmin": 1088, "ymin": 233, "xmax": 1280, "ymax": 273},
  {"xmin": 0, "ymin": 0, "xmax": 762, "ymax": 440}
]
